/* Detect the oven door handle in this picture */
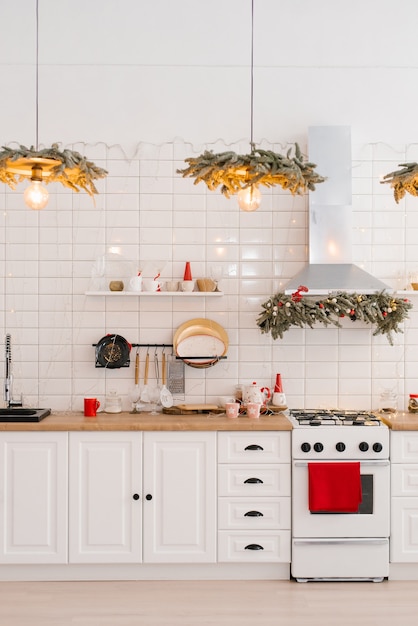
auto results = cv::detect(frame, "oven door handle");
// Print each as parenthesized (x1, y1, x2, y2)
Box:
(293, 537, 389, 546)
(294, 460, 390, 467)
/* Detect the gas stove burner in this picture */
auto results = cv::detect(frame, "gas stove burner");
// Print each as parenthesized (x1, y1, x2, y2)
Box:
(289, 408, 382, 427)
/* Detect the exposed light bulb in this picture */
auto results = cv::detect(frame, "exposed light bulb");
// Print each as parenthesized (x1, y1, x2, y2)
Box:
(23, 165, 49, 210)
(237, 185, 261, 212)
(24, 180, 49, 210)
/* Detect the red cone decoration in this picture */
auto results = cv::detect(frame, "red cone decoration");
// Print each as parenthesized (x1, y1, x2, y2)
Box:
(274, 373, 283, 393)
(183, 261, 192, 281)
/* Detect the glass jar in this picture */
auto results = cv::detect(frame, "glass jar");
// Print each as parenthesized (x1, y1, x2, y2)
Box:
(378, 388, 397, 413)
(105, 390, 122, 413)
(408, 394, 418, 413)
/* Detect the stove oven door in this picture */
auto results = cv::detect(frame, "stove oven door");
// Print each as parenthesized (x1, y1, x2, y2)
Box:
(292, 459, 390, 538)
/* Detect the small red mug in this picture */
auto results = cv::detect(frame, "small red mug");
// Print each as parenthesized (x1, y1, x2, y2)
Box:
(84, 397, 100, 417)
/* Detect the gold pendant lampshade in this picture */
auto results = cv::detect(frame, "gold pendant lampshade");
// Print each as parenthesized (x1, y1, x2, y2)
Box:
(177, 0, 326, 211)
(0, 0, 107, 209)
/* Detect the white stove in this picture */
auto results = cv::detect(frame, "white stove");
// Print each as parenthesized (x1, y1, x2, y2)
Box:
(290, 408, 390, 582)
(290, 409, 389, 461)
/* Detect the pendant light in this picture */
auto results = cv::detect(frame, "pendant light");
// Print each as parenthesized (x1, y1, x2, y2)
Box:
(237, 0, 260, 212)
(0, 0, 107, 209)
(177, 0, 326, 210)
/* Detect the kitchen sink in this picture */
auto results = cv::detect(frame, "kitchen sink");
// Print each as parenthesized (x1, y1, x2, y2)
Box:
(0, 408, 51, 422)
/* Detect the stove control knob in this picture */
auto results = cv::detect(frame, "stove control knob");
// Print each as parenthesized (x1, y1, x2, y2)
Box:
(373, 442, 383, 453)
(336, 442, 346, 452)
(313, 442, 324, 453)
(359, 441, 369, 452)
(301, 442, 311, 453)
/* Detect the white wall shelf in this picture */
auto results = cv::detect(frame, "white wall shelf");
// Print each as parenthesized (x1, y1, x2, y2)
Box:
(85, 291, 223, 297)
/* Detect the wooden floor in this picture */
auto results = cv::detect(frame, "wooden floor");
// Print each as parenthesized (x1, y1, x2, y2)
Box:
(0, 580, 417, 626)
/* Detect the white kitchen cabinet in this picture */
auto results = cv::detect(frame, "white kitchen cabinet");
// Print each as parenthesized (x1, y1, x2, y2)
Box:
(0, 432, 68, 564)
(217, 431, 291, 563)
(390, 431, 418, 562)
(69, 430, 217, 564)
(143, 431, 217, 563)
(69, 431, 143, 563)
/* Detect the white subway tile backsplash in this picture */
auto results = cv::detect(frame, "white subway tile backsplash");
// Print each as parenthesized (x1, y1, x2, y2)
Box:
(1, 138, 417, 411)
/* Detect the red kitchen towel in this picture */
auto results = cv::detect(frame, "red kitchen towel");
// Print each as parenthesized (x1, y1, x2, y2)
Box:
(308, 462, 362, 513)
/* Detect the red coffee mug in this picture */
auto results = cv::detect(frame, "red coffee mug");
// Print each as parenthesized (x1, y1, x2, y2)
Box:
(84, 397, 100, 417)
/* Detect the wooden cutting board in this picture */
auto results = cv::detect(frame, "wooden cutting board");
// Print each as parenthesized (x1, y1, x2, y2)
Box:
(163, 404, 220, 415)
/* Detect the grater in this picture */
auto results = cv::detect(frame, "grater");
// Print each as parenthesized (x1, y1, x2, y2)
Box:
(167, 360, 185, 395)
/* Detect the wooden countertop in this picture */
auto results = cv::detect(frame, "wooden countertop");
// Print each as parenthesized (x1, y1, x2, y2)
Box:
(377, 410, 418, 430)
(0, 411, 292, 432)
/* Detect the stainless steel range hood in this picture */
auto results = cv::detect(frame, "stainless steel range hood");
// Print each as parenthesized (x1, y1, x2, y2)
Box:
(284, 126, 391, 295)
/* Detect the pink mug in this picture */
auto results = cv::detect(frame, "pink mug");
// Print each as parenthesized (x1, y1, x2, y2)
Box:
(247, 402, 261, 419)
(84, 397, 100, 417)
(225, 402, 240, 419)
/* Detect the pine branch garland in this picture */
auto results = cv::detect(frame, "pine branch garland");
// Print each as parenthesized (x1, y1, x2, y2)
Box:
(177, 144, 326, 197)
(0, 144, 108, 196)
(381, 162, 418, 203)
(257, 289, 412, 345)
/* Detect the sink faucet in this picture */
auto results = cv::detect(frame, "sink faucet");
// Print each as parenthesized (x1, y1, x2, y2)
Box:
(4, 334, 22, 408)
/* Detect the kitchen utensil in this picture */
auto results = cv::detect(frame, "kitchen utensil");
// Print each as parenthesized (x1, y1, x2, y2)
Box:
(95, 334, 131, 369)
(130, 349, 140, 406)
(175, 404, 219, 413)
(173, 318, 228, 367)
(140, 349, 150, 404)
(160, 350, 174, 408)
(149, 350, 160, 414)
(167, 360, 185, 395)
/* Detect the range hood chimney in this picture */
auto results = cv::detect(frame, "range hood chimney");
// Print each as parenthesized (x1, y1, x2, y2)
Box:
(284, 126, 391, 295)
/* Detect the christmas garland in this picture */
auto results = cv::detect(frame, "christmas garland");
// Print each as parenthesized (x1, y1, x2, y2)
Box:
(177, 144, 326, 197)
(256, 286, 412, 345)
(381, 161, 418, 203)
(0, 144, 108, 196)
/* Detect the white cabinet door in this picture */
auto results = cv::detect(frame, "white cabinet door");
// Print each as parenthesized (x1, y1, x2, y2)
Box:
(69, 432, 142, 563)
(391, 497, 418, 562)
(143, 431, 216, 563)
(0, 432, 68, 564)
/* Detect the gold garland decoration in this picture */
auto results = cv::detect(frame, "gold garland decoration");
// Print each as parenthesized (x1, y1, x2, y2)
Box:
(381, 162, 418, 203)
(256, 287, 412, 345)
(0, 144, 108, 196)
(177, 144, 326, 197)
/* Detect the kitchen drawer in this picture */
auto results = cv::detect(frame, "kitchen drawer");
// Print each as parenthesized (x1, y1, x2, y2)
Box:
(218, 497, 290, 530)
(218, 530, 291, 562)
(218, 464, 290, 497)
(391, 464, 418, 496)
(218, 432, 290, 464)
(391, 432, 418, 463)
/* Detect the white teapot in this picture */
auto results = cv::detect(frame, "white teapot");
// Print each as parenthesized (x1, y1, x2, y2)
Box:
(244, 382, 263, 405)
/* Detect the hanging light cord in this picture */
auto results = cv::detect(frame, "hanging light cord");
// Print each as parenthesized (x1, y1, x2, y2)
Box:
(35, 0, 39, 151)
(250, 0, 255, 151)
